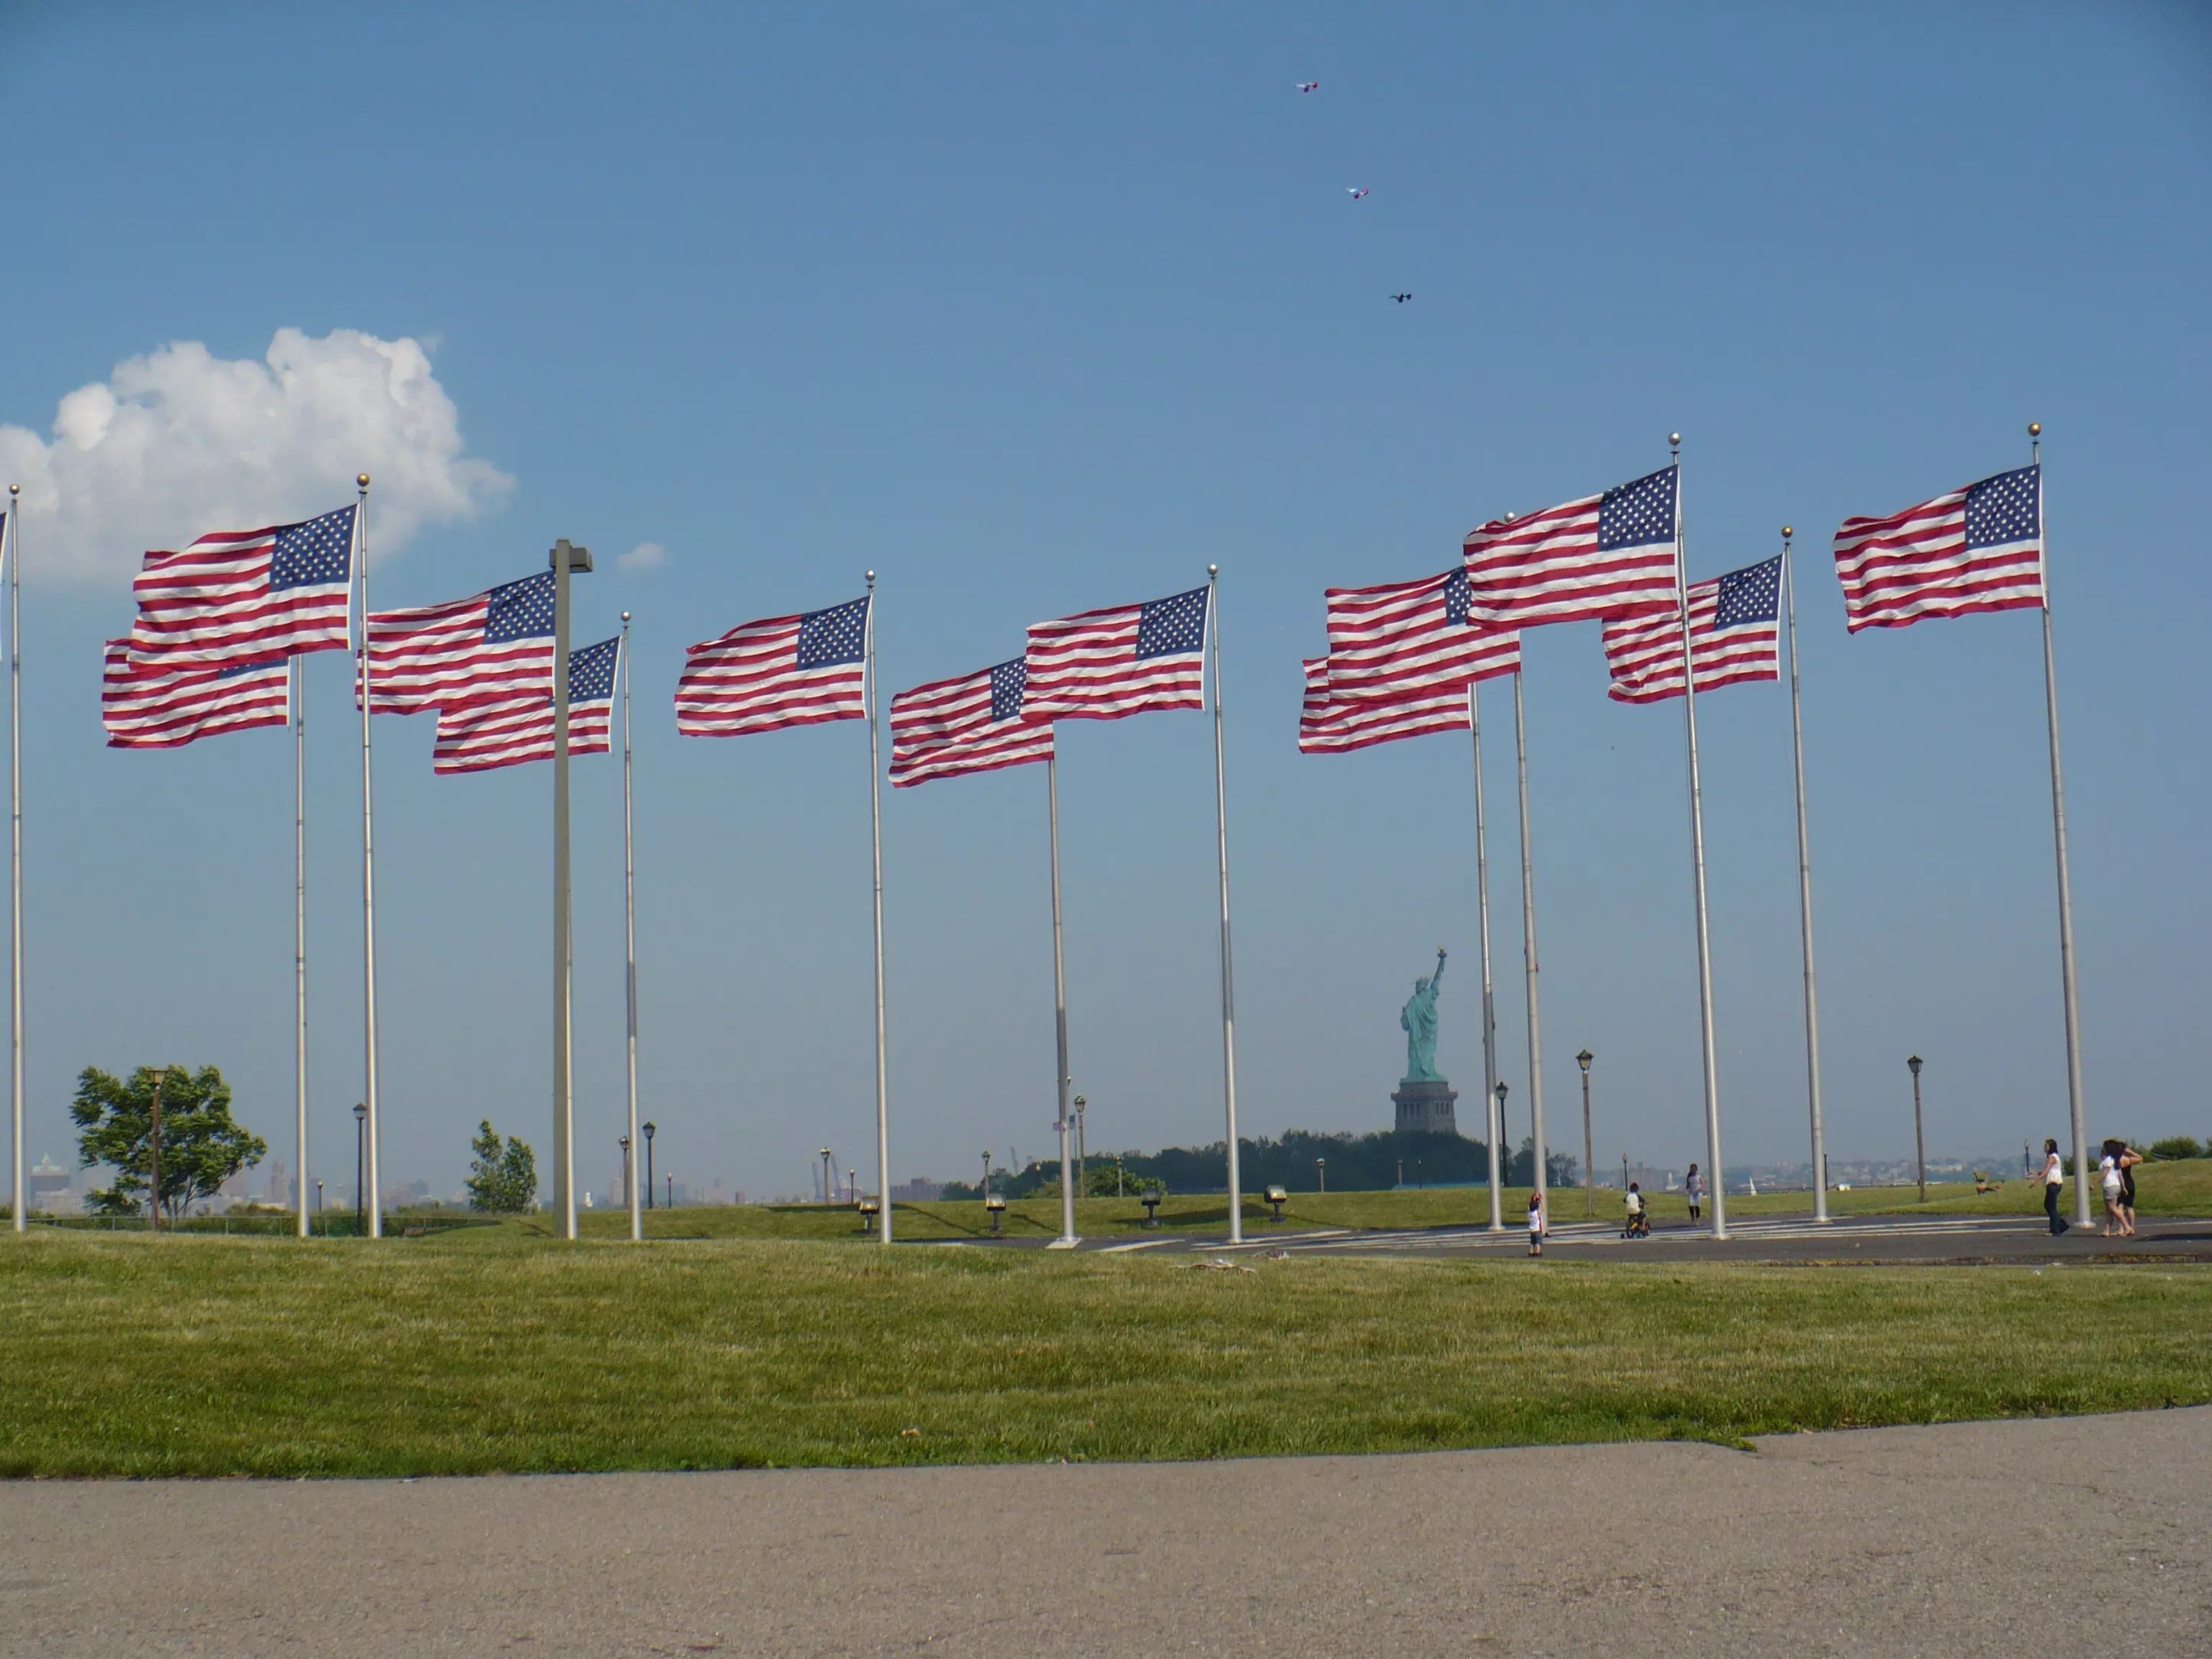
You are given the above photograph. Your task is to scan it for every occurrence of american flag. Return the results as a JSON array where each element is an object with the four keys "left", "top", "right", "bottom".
[
  {"left": 1601, "top": 555, "right": 1782, "bottom": 705},
  {"left": 675, "top": 595, "right": 870, "bottom": 738},
  {"left": 1022, "top": 585, "right": 1209, "bottom": 721},
  {"left": 1832, "top": 464, "right": 2042, "bottom": 632},
  {"left": 1323, "top": 567, "right": 1520, "bottom": 700},
  {"left": 362, "top": 572, "right": 556, "bottom": 716},
  {"left": 889, "top": 659, "right": 1053, "bottom": 788},
  {"left": 432, "top": 636, "right": 620, "bottom": 775},
  {"left": 1298, "top": 658, "right": 1469, "bottom": 755},
  {"left": 1462, "top": 465, "right": 1680, "bottom": 627},
  {"left": 128, "top": 504, "right": 355, "bottom": 667},
  {"left": 102, "top": 639, "right": 289, "bottom": 748}
]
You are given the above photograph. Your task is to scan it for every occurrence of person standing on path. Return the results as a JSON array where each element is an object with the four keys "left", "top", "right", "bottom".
[
  {"left": 2033, "top": 1138, "right": 2069, "bottom": 1236},
  {"left": 1685, "top": 1164, "right": 1705, "bottom": 1224},
  {"left": 2098, "top": 1141, "right": 2127, "bottom": 1236},
  {"left": 1527, "top": 1190, "right": 1545, "bottom": 1257},
  {"left": 2116, "top": 1143, "right": 2143, "bottom": 1237}
]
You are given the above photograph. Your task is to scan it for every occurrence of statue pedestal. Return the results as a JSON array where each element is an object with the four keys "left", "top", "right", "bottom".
[{"left": 1393, "top": 1079, "right": 1459, "bottom": 1136}]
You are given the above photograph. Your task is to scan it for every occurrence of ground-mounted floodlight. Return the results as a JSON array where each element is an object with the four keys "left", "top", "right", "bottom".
[
  {"left": 1141, "top": 1188, "right": 1162, "bottom": 1230},
  {"left": 1264, "top": 1184, "right": 1287, "bottom": 1223},
  {"left": 985, "top": 1192, "right": 1007, "bottom": 1235},
  {"left": 858, "top": 1195, "right": 881, "bottom": 1234}
]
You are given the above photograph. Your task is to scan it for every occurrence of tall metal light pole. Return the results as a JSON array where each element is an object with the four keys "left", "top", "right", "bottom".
[
  {"left": 642, "top": 1120, "right": 655, "bottom": 1212},
  {"left": 1576, "top": 1049, "right": 1595, "bottom": 1217},
  {"left": 1205, "top": 567, "right": 1244, "bottom": 1245},
  {"left": 549, "top": 538, "right": 592, "bottom": 1241},
  {"left": 621, "top": 613, "right": 641, "bottom": 1244},
  {"left": 354, "top": 477, "right": 384, "bottom": 1240},
  {"left": 1908, "top": 1055, "right": 1926, "bottom": 1203},
  {"left": 1467, "top": 680, "right": 1503, "bottom": 1234},
  {"left": 1048, "top": 753, "right": 1077, "bottom": 1250},
  {"left": 5, "top": 485, "right": 19, "bottom": 1236},
  {"left": 1780, "top": 529, "right": 1829, "bottom": 1222}
]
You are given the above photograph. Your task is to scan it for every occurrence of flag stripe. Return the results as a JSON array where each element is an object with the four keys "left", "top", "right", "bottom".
[
  {"left": 102, "top": 641, "right": 289, "bottom": 747},
  {"left": 1298, "top": 658, "right": 1470, "bottom": 754}
]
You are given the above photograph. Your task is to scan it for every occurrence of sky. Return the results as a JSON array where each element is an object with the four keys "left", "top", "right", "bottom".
[{"left": 1, "top": 1, "right": 2207, "bottom": 1205}]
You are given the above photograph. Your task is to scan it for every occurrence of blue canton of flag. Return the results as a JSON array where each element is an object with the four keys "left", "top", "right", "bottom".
[
  {"left": 1135, "top": 586, "right": 1210, "bottom": 658},
  {"left": 1596, "top": 464, "right": 1678, "bottom": 551},
  {"left": 485, "top": 572, "right": 557, "bottom": 642},
  {"left": 796, "top": 596, "right": 870, "bottom": 668},
  {"left": 567, "top": 636, "right": 621, "bottom": 701},
  {"left": 1964, "top": 465, "right": 2039, "bottom": 549},
  {"left": 1442, "top": 566, "right": 1471, "bottom": 626},
  {"left": 1712, "top": 555, "right": 1783, "bottom": 631},
  {"left": 268, "top": 505, "right": 356, "bottom": 592},
  {"left": 989, "top": 658, "right": 1028, "bottom": 721}
]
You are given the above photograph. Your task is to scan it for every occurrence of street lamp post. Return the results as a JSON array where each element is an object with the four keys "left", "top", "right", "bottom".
[
  {"left": 848, "top": 1168, "right": 856, "bottom": 1208},
  {"left": 1316, "top": 1157, "right": 1326, "bottom": 1194},
  {"left": 642, "top": 1121, "right": 656, "bottom": 1211},
  {"left": 147, "top": 1068, "right": 168, "bottom": 1233},
  {"left": 1907, "top": 1055, "right": 1926, "bottom": 1204},
  {"left": 1576, "top": 1048, "right": 1595, "bottom": 1217},
  {"left": 980, "top": 1149, "right": 992, "bottom": 1203},
  {"left": 619, "top": 1136, "right": 631, "bottom": 1210},
  {"left": 1074, "top": 1095, "right": 1087, "bottom": 1198},
  {"left": 352, "top": 1100, "right": 367, "bottom": 1234},
  {"left": 1494, "top": 1081, "right": 1510, "bottom": 1183},
  {"left": 821, "top": 1148, "right": 835, "bottom": 1209}
]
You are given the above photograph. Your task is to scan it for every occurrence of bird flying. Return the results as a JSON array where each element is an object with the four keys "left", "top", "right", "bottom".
[
  {"left": 1346, "top": 186, "right": 1370, "bottom": 200},
  {"left": 1295, "top": 81, "right": 1319, "bottom": 93},
  {"left": 1391, "top": 292, "right": 1412, "bottom": 302}
]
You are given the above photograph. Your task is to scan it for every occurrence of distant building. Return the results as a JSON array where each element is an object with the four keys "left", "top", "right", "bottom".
[
  {"left": 29, "top": 1154, "right": 72, "bottom": 1212},
  {"left": 891, "top": 1178, "right": 944, "bottom": 1202}
]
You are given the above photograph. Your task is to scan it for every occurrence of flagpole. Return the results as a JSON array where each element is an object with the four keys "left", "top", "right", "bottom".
[
  {"left": 1781, "top": 529, "right": 1828, "bottom": 1223},
  {"left": 1469, "top": 680, "right": 1502, "bottom": 1232},
  {"left": 1048, "top": 755, "right": 1079, "bottom": 1247},
  {"left": 1207, "top": 566, "right": 1244, "bottom": 1246},
  {"left": 355, "top": 475, "right": 383, "bottom": 1241},
  {"left": 551, "top": 539, "right": 585, "bottom": 1242},
  {"left": 865, "top": 572, "right": 891, "bottom": 1244},
  {"left": 6, "top": 485, "right": 22, "bottom": 1236},
  {"left": 1668, "top": 435, "right": 1727, "bottom": 1239},
  {"left": 1511, "top": 666, "right": 1545, "bottom": 1219},
  {"left": 293, "top": 652, "right": 310, "bottom": 1238},
  {"left": 2031, "top": 426, "right": 2091, "bottom": 1229},
  {"left": 622, "top": 613, "right": 641, "bottom": 1245}
]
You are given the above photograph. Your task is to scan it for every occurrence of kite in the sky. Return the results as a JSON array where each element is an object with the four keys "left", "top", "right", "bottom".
[
  {"left": 1392, "top": 293, "right": 1412, "bottom": 303},
  {"left": 1295, "top": 81, "right": 1320, "bottom": 93},
  {"left": 1346, "top": 186, "right": 1370, "bottom": 200}
]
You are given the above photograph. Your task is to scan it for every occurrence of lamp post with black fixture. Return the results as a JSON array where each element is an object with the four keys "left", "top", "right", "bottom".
[
  {"left": 619, "top": 1136, "right": 631, "bottom": 1212},
  {"left": 352, "top": 1101, "right": 367, "bottom": 1235},
  {"left": 1074, "top": 1095, "right": 1087, "bottom": 1197},
  {"left": 1494, "top": 1080, "right": 1510, "bottom": 1184},
  {"left": 642, "top": 1120, "right": 656, "bottom": 1210},
  {"left": 1576, "top": 1049, "right": 1596, "bottom": 1217},
  {"left": 1907, "top": 1056, "right": 1926, "bottom": 1203}
]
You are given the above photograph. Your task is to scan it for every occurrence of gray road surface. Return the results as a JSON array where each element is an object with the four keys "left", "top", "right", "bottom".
[{"left": 4, "top": 1408, "right": 2206, "bottom": 1656}]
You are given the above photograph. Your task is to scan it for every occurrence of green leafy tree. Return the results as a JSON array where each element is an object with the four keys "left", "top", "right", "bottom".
[
  {"left": 465, "top": 1120, "right": 539, "bottom": 1212},
  {"left": 71, "top": 1064, "right": 265, "bottom": 1220},
  {"left": 2146, "top": 1136, "right": 2204, "bottom": 1162}
]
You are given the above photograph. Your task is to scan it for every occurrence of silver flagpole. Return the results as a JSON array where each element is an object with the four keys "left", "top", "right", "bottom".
[
  {"left": 865, "top": 573, "right": 892, "bottom": 1244},
  {"left": 622, "top": 613, "right": 641, "bottom": 1245},
  {"left": 1781, "top": 529, "right": 1828, "bottom": 1223},
  {"left": 1512, "top": 667, "right": 1545, "bottom": 1218},
  {"left": 1048, "top": 755, "right": 1078, "bottom": 1248},
  {"left": 7, "top": 485, "right": 21, "bottom": 1235},
  {"left": 1668, "top": 434, "right": 1727, "bottom": 1239},
  {"left": 1207, "top": 567, "right": 1244, "bottom": 1246},
  {"left": 1469, "top": 680, "right": 1502, "bottom": 1231},
  {"left": 355, "top": 475, "right": 383, "bottom": 1240},
  {"left": 550, "top": 538, "right": 587, "bottom": 1241},
  {"left": 294, "top": 652, "right": 310, "bottom": 1238},
  {"left": 2031, "top": 425, "right": 2091, "bottom": 1228}
]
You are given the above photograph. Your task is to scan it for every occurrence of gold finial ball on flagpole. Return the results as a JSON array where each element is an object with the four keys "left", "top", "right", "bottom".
[
  {"left": 621, "top": 611, "right": 631, "bottom": 623},
  {"left": 1668, "top": 431, "right": 1681, "bottom": 449},
  {"left": 7, "top": 484, "right": 17, "bottom": 499},
  {"left": 1208, "top": 564, "right": 1219, "bottom": 577},
  {"left": 2028, "top": 423, "right": 2041, "bottom": 439},
  {"left": 865, "top": 570, "right": 876, "bottom": 583},
  {"left": 357, "top": 473, "right": 370, "bottom": 489},
  {"left": 1782, "top": 525, "right": 1794, "bottom": 539}
]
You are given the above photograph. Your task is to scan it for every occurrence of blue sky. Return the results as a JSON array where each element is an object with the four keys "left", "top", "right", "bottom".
[{"left": 2, "top": 1, "right": 2207, "bottom": 1202}]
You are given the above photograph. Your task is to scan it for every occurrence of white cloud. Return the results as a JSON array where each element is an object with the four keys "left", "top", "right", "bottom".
[
  {"left": 0, "top": 327, "right": 513, "bottom": 586},
  {"left": 619, "top": 541, "right": 668, "bottom": 573}
]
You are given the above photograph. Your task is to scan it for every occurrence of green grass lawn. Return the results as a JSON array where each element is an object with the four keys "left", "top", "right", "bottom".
[
  {"left": 549, "top": 1157, "right": 2212, "bottom": 1244},
  {"left": 2, "top": 1230, "right": 2206, "bottom": 1479}
]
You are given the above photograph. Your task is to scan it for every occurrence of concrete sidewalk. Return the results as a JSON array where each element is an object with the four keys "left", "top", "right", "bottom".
[{"left": 4, "top": 1408, "right": 2205, "bottom": 1656}]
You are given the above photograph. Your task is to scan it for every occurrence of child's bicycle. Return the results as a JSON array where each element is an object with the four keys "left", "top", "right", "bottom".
[{"left": 1622, "top": 1206, "right": 1651, "bottom": 1239}]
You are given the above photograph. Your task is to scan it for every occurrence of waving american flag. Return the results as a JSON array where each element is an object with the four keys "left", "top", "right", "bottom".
[
  {"left": 1022, "top": 585, "right": 1208, "bottom": 722},
  {"left": 128, "top": 505, "right": 355, "bottom": 667},
  {"left": 1601, "top": 555, "right": 1781, "bottom": 705},
  {"left": 889, "top": 659, "right": 1053, "bottom": 787},
  {"left": 1833, "top": 464, "right": 2042, "bottom": 632},
  {"left": 1462, "top": 465, "right": 1680, "bottom": 628},
  {"left": 102, "top": 640, "right": 289, "bottom": 748},
  {"left": 362, "top": 572, "right": 555, "bottom": 716},
  {"left": 432, "top": 637, "right": 619, "bottom": 775},
  {"left": 675, "top": 595, "right": 870, "bottom": 738}
]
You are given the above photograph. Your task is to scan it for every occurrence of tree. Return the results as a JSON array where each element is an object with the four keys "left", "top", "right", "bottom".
[
  {"left": 465, "top": 1120, "right": 539, "bottom": 1212},
  {"left": 71, "top": 1064, "right": 265, "bottom": 1220},
  {"left": 2146, "top": 1136, "right": 2204, "bottom": 1162}
]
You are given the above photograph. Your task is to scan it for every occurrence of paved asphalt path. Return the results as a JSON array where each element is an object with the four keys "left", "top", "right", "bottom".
[
  {"left": 941, "top": 1210, "right": 2212, "bottom": 1265},
  {"left": 4, "top": 1408, "right": 2206, "bottom": 1656}
]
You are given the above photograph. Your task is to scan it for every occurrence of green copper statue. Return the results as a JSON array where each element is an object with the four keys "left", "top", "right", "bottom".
[{"left": 1400, "top": 948, "right": 1447, "bottom": 1084}]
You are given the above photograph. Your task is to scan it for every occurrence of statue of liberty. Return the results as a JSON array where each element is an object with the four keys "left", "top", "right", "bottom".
[{"left": 1400, "top": 948, "right": 1447, "bottom": 1084}]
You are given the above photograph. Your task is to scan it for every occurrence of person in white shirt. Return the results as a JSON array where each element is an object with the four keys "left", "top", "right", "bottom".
[
  {"left": 1624, "top": 1181, "right": 1648, "bottom": 1238},
  {"left": 1527, "top": 1191, "right": 1545, "bottom": 1257},
  {"left": 2033, "top": 1138, "right": 2069, "bottom": 1236},
  {"left": 2099, "top": 1141, "right": 2126, "bottom": 1236}
]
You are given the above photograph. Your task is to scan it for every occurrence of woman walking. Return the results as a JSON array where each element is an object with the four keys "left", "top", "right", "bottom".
[
  {"left": 1685, "top": 1163, "right": 1705, "bottom": 1224},
  {"left": 2117, "top": 1143, "right": 2143, "bottom": 1237},
  {"left": 2099, "top": 1141, "right": 2127, "bottom": 1236},
  {"left": 1527, "top": 1190, "right": 1545, "bottom": 1257},
  {"left": 2035, "top": 1138, "right": 2069, "bottom": 1236}
]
